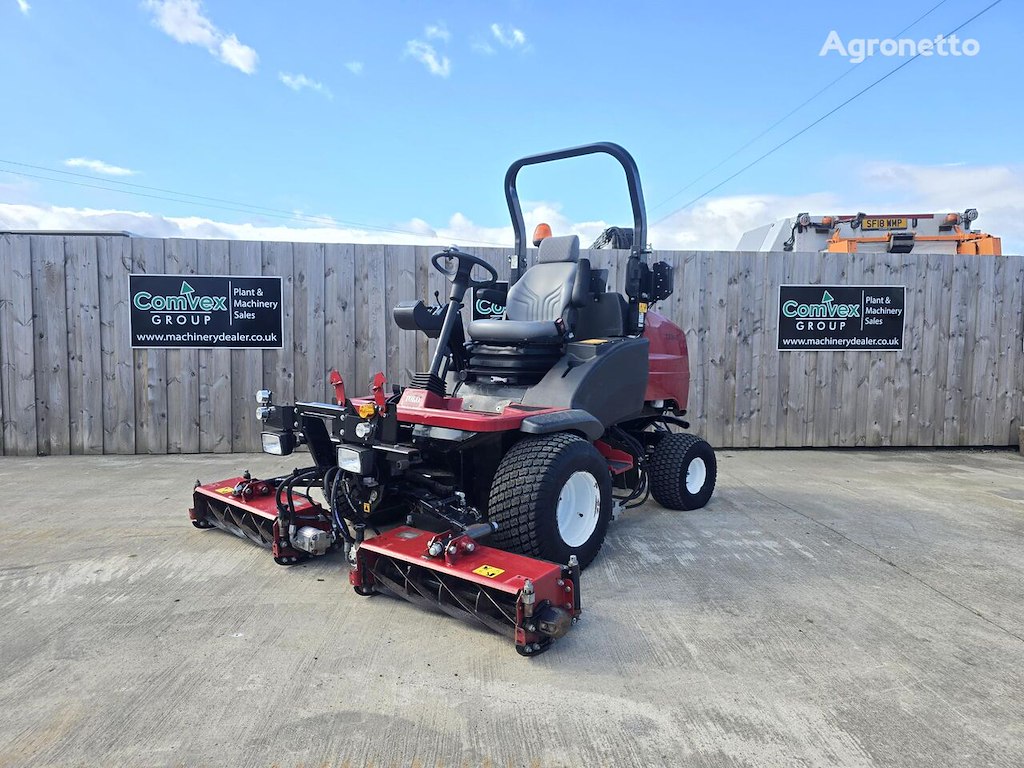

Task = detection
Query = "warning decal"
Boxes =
[472,565,505,578]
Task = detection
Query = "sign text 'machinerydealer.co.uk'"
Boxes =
[130,274,284,349]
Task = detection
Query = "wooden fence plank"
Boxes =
[913,256,937,448]
[292,242,326,402]
[721,251,743,446]
[131,238,168,454]
[703,251,730,447]
[65,236,104,454]
[0,235,38,455]
[812,253,844,447]
[742,252,767,447]
[994,257,1024,444]
[197,240,232,452]
[229,241,264,452]
[799,253,822,446]
[966,255,997,444]
[913,255,943,446]
[324,242,356,398]
[31,236,71,455]
[780,252,810,447]
[942,257,971,445]
[260,241,295,404]
[891,256,919,447]
[385,245,420,387]
[930,256,956,446]
[838,254,866,447]
[163,239,200,453]
[354,244,387,393]
[874,256,901,446]
[758,252,785,448]
[97,236,135,454]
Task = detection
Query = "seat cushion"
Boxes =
[467,318,563,344]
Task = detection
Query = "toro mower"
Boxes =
[190,142,717,655]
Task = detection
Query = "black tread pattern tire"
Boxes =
[488,433,612,569]
[649,433,717,511]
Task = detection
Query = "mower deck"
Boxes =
[190,476,332,565]
[352,526,580,656]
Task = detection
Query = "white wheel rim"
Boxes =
[685,457,707,495]
[556,471,601,548]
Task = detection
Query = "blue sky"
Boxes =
[1,0,1020,250]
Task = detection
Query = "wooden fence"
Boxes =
[0,233,1021,455]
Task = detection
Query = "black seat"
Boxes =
[467,235,590,345]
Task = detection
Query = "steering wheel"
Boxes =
[431,248,498,291]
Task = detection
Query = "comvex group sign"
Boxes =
[777,285,905,351]
[129,274,283,349]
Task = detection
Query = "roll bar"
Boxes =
[503,142,648,274]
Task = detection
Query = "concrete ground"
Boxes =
[0,449,1022,768]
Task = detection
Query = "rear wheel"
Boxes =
[488,433,612,568]
[648,433,717,510]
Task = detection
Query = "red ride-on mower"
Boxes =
[190,142,717,655]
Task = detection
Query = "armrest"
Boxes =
[571,258,592,307]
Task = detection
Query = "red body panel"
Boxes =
[643,310,690,411]
[193,477,318,521]
[357,526,566,596]
[397,388,563,431]
[353,525,578,653]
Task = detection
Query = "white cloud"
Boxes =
[0,203,501,245]
[472,41,496,56]
[63,157,139,177]
[4,163,1020,252]
[405,40,450,78]
[857,161,1024,251]
[16,0,30,15]
[143,0,258,74]
[425,22,450,43]
[278,72,332,98]
[490,23,527,49]
[345,61,364,75]
[217,33,258,74]
[650,162,1024,252]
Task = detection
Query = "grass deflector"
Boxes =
[189,142,717,656]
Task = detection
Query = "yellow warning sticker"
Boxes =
[578,338,608,345]
[638,302,649,313]
[362,502,371,514]
[215,487,234,494]
[473,565,505,578]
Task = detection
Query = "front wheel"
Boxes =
[488,433,612,568]
[648,433,717,510]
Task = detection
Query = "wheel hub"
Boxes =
[556,471,601,547]
[686,457,707,495]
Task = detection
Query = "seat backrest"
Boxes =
[505,235,580,323]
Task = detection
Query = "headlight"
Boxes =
[255,389,273,405]
[338,445,373,474]
[261,431,294,456]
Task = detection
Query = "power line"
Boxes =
[647,0,952,214]
[0,159,509,247]
[652,0,1003,227]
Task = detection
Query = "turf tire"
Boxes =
[649,433,717,510]
[488,433,612,568]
